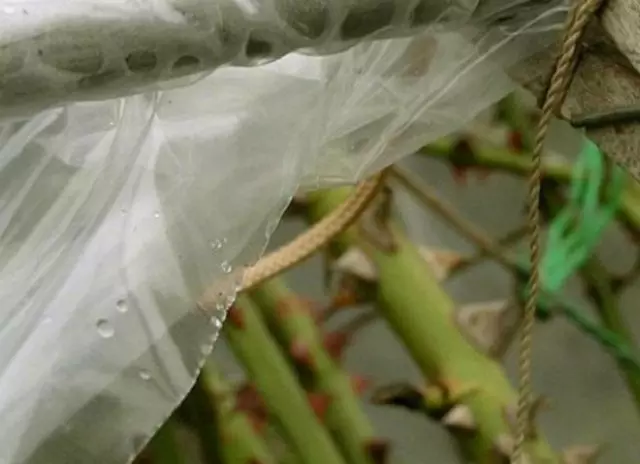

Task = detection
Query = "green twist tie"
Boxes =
[540,139,625,294]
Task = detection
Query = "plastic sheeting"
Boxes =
[0,1,569,463]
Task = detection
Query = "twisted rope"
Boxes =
[239,170,388,291]
[513,0,605,462]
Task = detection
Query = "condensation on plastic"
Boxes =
[0,1,569,463]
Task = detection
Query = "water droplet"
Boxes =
[221,261,232,274]
[153,211,160,218]
[200,343,211,356]
[211,316,223,329]
[210,239,223,250]
[96,319,114,338]
[215,302,225,311]
[138,369,151,381]
[120,208,128,215]
[116,299,128,313]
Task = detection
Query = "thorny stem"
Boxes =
[391,163,640,378]
[201,365,278,464]
[305,186,559,463]
[420,138,640,234]
[249,279,380,464]
[224,295,347,464]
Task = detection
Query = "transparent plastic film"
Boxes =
[0,1,569,463]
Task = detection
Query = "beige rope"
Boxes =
[239,169,388,291]
[512,0,604,462]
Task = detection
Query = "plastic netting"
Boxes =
[0,1,569,462]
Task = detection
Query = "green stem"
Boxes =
[306,187,559,463]
[420,138,640,233]
[224,295,346,464]
[392,165,640,374]
[249,278,378,464]
[581,259,640,415]
[201,365,278,464]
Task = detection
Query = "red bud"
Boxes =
[323,331,350,362]
[290,339,315,368]
[227,305,245,329]
[507,130,525,153]
[350,375,371,396]
[307,392,332,420]
[364,439,391,464]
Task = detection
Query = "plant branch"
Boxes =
[419,138,640,234]
[249,278,380,464]
[224,295,347,464]
[580,259,640,417]
[305,186,559,463]
[392,163,640,377]
[201,365,278,464]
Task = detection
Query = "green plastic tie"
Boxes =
[540,139,625,294]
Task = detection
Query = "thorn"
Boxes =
[234,383,268,433]
[329,281,361,310]
[417,247,463,282]
[561,444,602,464]
[454,300,519,358]
[442,404,476,431]
[450,138,475,186]
[507,130,525,154]
[421,384,447,413]
[227,305,245,329]
[492,433,515,459]
[434,379,479,404]
[364,439,391,464]
[350,374,370,396]
[371,383,425,412]
[289,339,315,369]
[323,331,350,362]
[234,383,264,414]
[451,165,469,186]
[333,247,377,282]
[307,392,332,420]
